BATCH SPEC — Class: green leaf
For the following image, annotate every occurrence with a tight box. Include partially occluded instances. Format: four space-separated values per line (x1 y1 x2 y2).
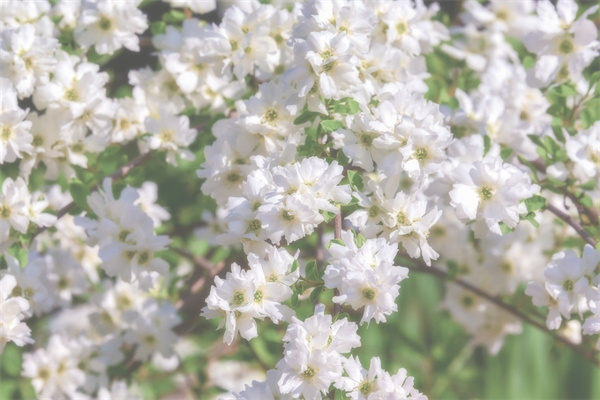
347 170 363 191
499 222 514 234
579 180 595 190
309 286 323 303
500 147 513 160
322 211 336 223
333 312 350 322
294 110 320 125
163 9 186 23
290 259 299 273
346 98 360 114
305 260 318 281
355 233 366 248
291 293 299 307
527 134 545 149
150 21 166 35
336 149 349 166
320 120 344 132
69 179 88 209
525 195 547 212
483 135 491 155
552 124 566 143
327 238 345 248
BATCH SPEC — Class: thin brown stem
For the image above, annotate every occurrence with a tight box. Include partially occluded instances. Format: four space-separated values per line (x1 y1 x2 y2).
546 203 597 247
332 211 342 317
407 263 600 368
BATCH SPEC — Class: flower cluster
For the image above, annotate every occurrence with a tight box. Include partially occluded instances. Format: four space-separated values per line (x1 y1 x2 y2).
0 177 56 245
202 245 298 345
0 0 599 397
324 231 409 324
76 179 170 290
527 244 600 348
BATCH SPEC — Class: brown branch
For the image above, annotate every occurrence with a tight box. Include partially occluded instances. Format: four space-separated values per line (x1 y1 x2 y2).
31 151 153 241
173 249 226 336
546 203 597 247
406 261 600 368
332 211 342 315
527 157 599 242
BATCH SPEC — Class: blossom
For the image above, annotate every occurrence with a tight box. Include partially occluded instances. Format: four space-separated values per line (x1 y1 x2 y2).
0 273 33 353
74 0 148 55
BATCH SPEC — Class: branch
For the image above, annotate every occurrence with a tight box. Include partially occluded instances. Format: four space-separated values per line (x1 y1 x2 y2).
332 210 342 316
546 203 597 247
528 157 599 245
406 262 600 368
32 151 153 241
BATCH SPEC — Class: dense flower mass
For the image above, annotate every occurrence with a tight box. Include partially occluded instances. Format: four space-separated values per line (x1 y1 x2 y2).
0 0 599 398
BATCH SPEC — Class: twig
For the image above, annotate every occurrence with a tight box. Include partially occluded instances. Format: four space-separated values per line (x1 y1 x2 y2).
546 203 597 247
406 262 600 368
332 211 342 316
31 151 153 241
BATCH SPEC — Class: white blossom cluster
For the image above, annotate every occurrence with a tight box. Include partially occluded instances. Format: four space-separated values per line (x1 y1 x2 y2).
527 244 600 350
0 0 599 397
234 304 426 399
428 0 600 354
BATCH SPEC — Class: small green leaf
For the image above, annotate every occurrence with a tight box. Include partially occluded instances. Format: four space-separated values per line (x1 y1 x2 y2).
333 312 350 322
355 233 366 248
294 110 320 125
290 259 299 273
525 195 547 212
163 9 186 23
499 222 514 234
69 179 88 209
321 120 344 132
291 293 299 307
322 211 336 223
346 98 360 114
527 134 545 149
327 238 345 248
347 170 363 191
500 147 513 160
483 135 491 155
336 149 349 166
305 260 318 280
309 286 323 303
579 180 595 190
150 21 166 35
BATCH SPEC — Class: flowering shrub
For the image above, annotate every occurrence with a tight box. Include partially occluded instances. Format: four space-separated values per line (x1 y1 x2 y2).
0 0 599 398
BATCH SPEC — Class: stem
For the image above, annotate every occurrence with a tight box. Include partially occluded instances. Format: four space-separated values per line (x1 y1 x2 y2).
546 203 597 247
332 211 342 316
31 151 153 241
407 263 600 368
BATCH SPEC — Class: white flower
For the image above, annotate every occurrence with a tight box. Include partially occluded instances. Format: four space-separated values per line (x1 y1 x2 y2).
449 148 540 238
324 231 408 325
202 263 259 345
565 121 600 183
0 178 29 242
0 273 33 353
0 106 32 165
134 182 171 228
75 0 148 55
335 356 384 400
0 24 58 98
145 111 197 165
544 249 588 318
